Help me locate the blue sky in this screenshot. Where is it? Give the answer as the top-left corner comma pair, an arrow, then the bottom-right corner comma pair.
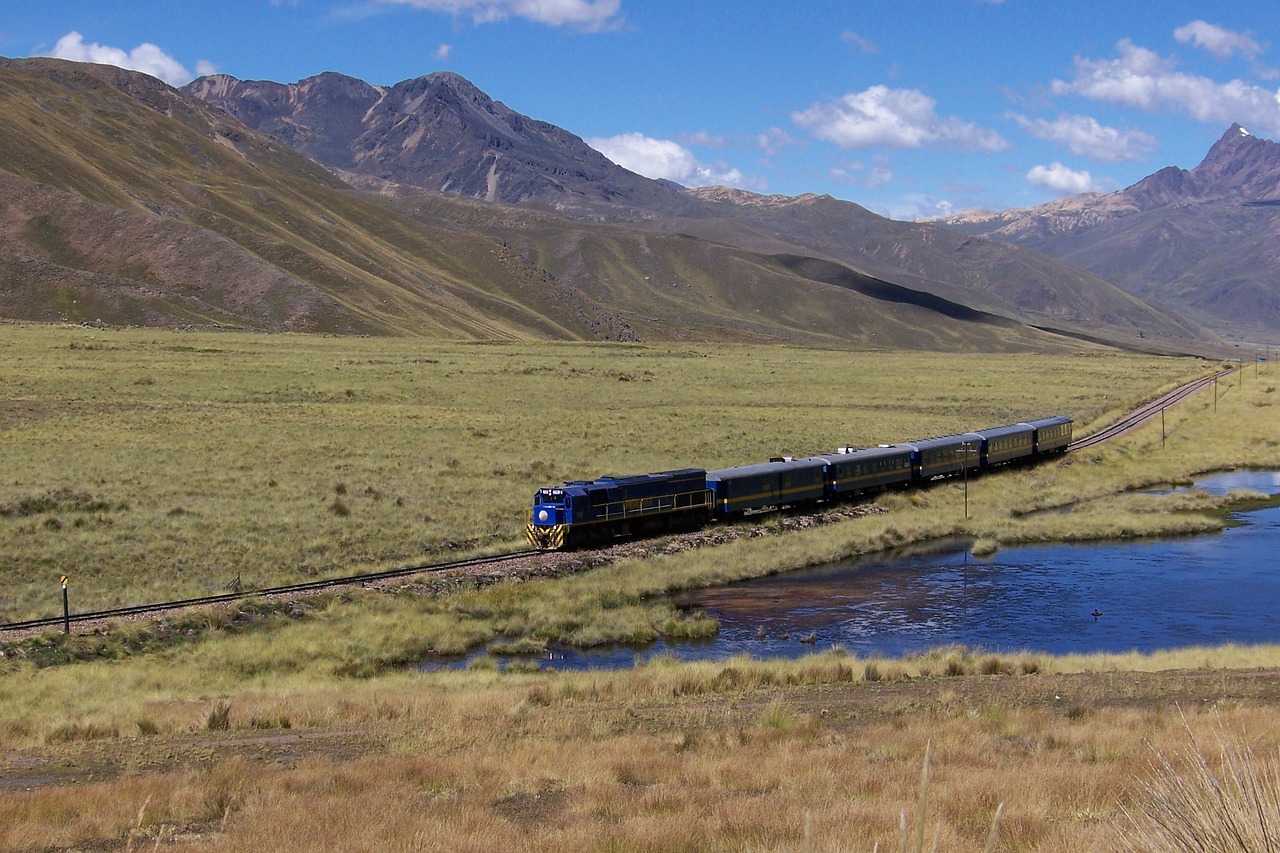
5,1 -> 1280,219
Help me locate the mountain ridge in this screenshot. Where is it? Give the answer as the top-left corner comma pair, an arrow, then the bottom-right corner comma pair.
936,124 -> 1280,338
0,56 -> 1221,353
185,70 -> 697,219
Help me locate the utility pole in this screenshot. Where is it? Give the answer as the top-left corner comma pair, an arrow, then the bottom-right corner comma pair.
960,440 -> 979,519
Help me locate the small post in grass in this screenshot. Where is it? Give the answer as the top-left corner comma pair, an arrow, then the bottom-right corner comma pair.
61,575 -> 70,635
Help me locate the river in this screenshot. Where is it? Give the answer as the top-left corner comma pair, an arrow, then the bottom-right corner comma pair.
438,471 -> 1280,670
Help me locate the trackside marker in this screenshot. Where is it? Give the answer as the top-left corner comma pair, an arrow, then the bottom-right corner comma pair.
60,575 -> 70,635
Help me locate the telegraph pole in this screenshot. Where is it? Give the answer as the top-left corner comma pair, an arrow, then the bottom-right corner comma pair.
960,440 -> 979,519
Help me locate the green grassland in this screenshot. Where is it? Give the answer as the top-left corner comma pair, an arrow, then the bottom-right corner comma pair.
1,324 -> 1205,621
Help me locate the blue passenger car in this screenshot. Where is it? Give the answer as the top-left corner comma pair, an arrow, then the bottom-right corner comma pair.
1024,416 -> 1074,454
813,446 -> 913,497
967,423 -> 1035,467
902,435 -> 982,481
526,468 -> 711,549
706,458 -> 826,516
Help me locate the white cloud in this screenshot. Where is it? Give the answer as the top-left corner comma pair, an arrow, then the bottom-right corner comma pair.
1026,162 -> 1102,195
45,31 -> 203,87
435,43 -> 453,61
376,0 -> 622,31
1174,20 -> 1262,60
890,194 -> 957,222
194,60 -> 218,78
757,127 -> 796,156
841,30 -> 878,54
587,132 -> 756,188
830,157 -> 893,188
680,130 -> 731,149
1010,113 -> 1156,162
1052,39 -> 1280,137
791,85 -> 1009,151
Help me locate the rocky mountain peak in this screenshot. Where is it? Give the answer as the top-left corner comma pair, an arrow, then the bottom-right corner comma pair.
1191,122 -> 1280,199
186,69 -> 694,217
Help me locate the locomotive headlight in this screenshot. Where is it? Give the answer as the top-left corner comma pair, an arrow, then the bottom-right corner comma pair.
538,509 -> 549,522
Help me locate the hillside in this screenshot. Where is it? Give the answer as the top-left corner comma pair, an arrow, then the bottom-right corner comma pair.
938,125 -> 1280,339
0,57 -> 1216,352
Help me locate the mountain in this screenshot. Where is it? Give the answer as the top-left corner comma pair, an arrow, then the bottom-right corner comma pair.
0,57 -> 1213,352
660,188 -> 1202,345
184,71 -> 695,219
938,125 -> 1280,338
182,68 -> 1208,352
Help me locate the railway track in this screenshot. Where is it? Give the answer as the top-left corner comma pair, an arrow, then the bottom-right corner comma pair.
1067,369 -> 1228,453
1,368 -> 1230,636
0,550 -> 541,634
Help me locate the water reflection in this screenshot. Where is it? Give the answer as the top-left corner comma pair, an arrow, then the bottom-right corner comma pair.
431,471 -> 1280,671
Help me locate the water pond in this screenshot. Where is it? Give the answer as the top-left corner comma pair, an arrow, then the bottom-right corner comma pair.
434,471 -> 1280,670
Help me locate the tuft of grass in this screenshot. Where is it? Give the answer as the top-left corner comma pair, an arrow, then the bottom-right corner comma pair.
43,719 -> 119,743
205,699 -> 232,732
1118,714 -> 1280,851
759,698 -> 802,732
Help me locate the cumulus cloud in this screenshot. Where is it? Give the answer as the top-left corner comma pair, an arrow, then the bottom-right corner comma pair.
45,31 -> 204,87
1174,20 -> 1262,60
376,0 -> 622,31
1052,39 -> 1280,137
1026,162 -> 1103,195
791,85 -> 1009,151
587,132 -> 756,188
435,43 -> 453,61
890,194 -> 958,222
1010,113 -> 1156,162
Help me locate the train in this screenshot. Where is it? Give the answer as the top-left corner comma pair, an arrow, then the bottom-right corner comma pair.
525,415 -> 1073,550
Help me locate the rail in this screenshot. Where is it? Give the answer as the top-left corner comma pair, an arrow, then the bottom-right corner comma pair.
0,550 -> 541,634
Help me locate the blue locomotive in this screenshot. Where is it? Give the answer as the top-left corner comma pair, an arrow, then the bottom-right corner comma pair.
526,468 -> 712,550
526,415 -> 1072,550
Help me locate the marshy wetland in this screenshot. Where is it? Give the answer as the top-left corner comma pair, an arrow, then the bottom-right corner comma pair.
3,325 -> 1280,851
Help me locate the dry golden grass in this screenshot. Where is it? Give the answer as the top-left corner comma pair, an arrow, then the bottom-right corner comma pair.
5,658 -> 1280,851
